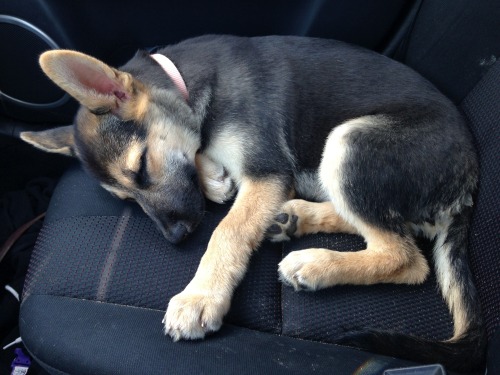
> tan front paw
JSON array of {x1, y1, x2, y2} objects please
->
[
  {"x1": 278, "y1": 249, "x2": 335, "y2": 291},
  {"x1": 201, "y1": 171, "x2": 236, "y2": 204},
  {"x1": 163, "y1": 290, "x2": 230, "y2": 341},
  {"x1": 196, "y1": 154, "x2": 236, "y2": 204}
]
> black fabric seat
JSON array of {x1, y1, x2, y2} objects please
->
[
  {"x1": 21, "y1": 164, "x2": 432, "y2": 374},
  {"x1": 19, "y1": 1, "x2": 500, "y2": 373}
]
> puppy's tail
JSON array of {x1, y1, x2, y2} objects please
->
[{"x1": 337, "y1": 208, "x2": 486, "y2": 373}]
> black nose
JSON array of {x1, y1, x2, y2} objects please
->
[
  {"x1": 158, "y1": 208, "x2": 203, "y2": 244},
  {"x1": 167, "y1": 220, "x2": 190, "y2": 244}
]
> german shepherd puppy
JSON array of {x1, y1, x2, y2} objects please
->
[{"x1": 21, "y1": 35, "x2": 484, "y2": 371}]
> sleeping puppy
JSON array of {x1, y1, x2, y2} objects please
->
[{"x1": 21, "y1": 35, "x2": 484, "y2": 371}]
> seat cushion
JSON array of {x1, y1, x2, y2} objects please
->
[
  {"x1": 19, "y1": 164, "x2": 458, "y2": 374},
  {"x1": 21, "y1": 295, "x2": 421, "y2": 375},
  {"x1": 23, "y1": 165, "x2": 283, "y2": 335},
  {"x1": 461, "y1": 60, "x2": 500, "y2": 339}
]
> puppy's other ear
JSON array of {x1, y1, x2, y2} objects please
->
[
  {"x1": 39, "y1": 50, "x2": 147, "y2": 120},
  {"x1": 20, "y1": 125, "x2": 75, "y2": 156}
]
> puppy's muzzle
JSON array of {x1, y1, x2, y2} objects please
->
[
  {"x1": 158, "y1": 214, "x2": 199, "y2": 244},
  {"x1": 140, "y1": 162, "x2": 205, "y2": 244}
]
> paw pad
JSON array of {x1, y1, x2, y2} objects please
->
[{"x1": 266, "y1": 213, "x2": 298, "y2": 241}]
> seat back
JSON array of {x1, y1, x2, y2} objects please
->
[{"x1": 461, "y1": 61, "x2": 500, "y2": 342}]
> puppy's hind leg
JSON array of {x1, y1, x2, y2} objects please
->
[
  {"x1": 278, "y1": 116, "x2": 430, "y2": 291},
  {"x1": 278, "y1": 221, "x2": 429, "y2": 291}
]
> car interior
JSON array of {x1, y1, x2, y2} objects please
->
[{"x1": 0, "y1": 0, "x2": 498, "y2": 374}]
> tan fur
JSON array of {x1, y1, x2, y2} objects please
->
[
  {"x1": 40, "y1": 50, "x2": 122, "y2": 112},
  {"x1": 20, "y1": 125, "x2": 74, "y2": 156},
  {"x1": 147, "y1": 114, "x2": 200, "y2": 164},
  {"x1": 101, "y1": 184, "x2": 131, "y2": 200},
  {"x1": 40, "y1": 50, "x2": 150, "y2": 121},
  {"x1": 74, "y1": 109, "x2": 100, "y2": 144},
  {"x1": 279, "y1": 222, "x2": 430, "y2": 291},
  {"x1": 164, "y1": 177, "x2": 288, "y2": 340},
  {"x1": 124, "y1": 142, "x2": 144, "y2": 172},
  {"x1": 106, "y1": 138, "x2": 145, "y2": 190},
  {"x1": 195, "y1": 154, "x2": 236, "y2": 203},
  {"x1": 204, "y1": 127, "x2": 251, "y2": 184},
  {"x1": 272, "y1": 199, "x2": 359, "y2": 241},
  {"x1": 410, "y1": 213, "x2": 470, "y2": 340},
  {"x1": 433, "y1": 228, "x2": 469, "y2": 340},
  {"x1": 118, "y1": 85, "x2": 150, "y2": 122}
]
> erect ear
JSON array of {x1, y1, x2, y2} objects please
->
[
  {"x1": 39, "y1": 50, "x2": 147, "y2": 119},
  {"x1": 20, "y1": 125, "x2": 75, "y2": 157}
]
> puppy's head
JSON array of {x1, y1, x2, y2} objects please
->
[{"x1": 22, "y1": 50, "x2": 204, "y2": 244}]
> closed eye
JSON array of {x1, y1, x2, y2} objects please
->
[{"x1": 134, "y1": 148, "x2": 151, "y2": 188}]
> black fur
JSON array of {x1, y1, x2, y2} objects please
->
[
  {"x1": 147, "y1": 36, "x2": 477, "y2": 186},
  {"x1": 342, "y1": 110, "x2": 478, "y2": 233}
]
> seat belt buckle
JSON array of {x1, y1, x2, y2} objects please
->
[{"x1": 10, "y1": 348, "x2": 31, "y2": 375}]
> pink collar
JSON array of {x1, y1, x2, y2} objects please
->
[{"x1": 151, "y1": 53, "x2": 189, "y2": 101}]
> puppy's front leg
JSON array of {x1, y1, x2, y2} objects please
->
[
  {"x1": 164, "y1": 176, "x2": 287, "y2": 341},
  {"x1": 195, "y1": 153, "x2": 237, "y2": 203}
]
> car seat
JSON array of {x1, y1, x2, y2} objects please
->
[{"x1": 18, "y1": 0, "x2": 500, "y2": 373}]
